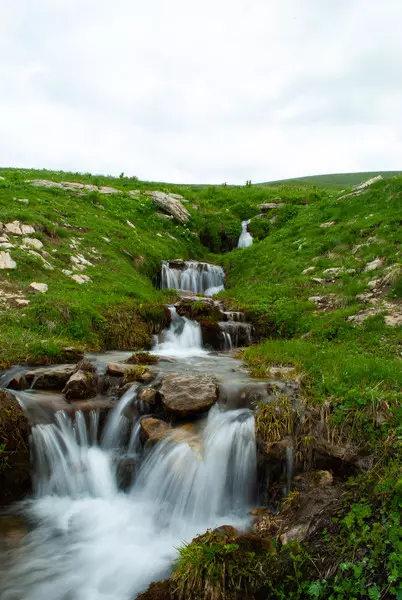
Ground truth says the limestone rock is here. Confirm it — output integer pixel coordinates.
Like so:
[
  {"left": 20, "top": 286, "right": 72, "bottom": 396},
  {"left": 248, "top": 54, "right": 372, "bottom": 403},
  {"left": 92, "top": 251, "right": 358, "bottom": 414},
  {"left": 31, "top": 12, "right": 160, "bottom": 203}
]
[
  {"left": 27, "top": 180, "right": 120, "bottom": 194},
  {"left": 364, "top": 258, "right": 383, "bottom": 272},
  {"left": 159, "top": 373, "right": 218, "bottom": 417},
  {"left": 28, "top": 282, "right": 48, "bottom": 294},
  {"left": 145, "top": 191, "right": 190, "bottom": 224},
  {"left": 71, "top": 274, "right": 91, "bottom": 284},
  {"left": 4, "top": 221, "right": 35, "bottom": 235},
  {"left": 22, "top": 237, "right": 43, "bottom": 250},
  {"left": 302, "top": 266, "right": 315, "bottom": 275},
  {"left": 25, "top": 364, "right": 76, "bottom": 390},
  {"left": 0, "top": 251, "right": 16, "bottom": 269},
  {"left": 63, "top": 369, "right": 98, "bottom": 401},
  {"left": 323, "top": 267, "right": 344, "bottom": 277},
  {"left": 0, "top": 243, "right": 13, "bottom": 249},
  {"left": 257, "top": 202, "right": 285, "bottom": 211},
  {"left": 320, "top": 221, "right": 336, "bottom": 228},
  {"left": 106, "top": 363, "right": 131, "bottom": 377}
]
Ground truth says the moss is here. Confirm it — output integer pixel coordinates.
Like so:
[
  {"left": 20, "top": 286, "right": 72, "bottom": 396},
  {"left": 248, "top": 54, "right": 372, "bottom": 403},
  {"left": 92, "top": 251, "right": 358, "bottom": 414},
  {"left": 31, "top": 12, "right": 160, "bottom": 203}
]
[{"left": 126, "top": 352, "right": 159, "bottom": 365}]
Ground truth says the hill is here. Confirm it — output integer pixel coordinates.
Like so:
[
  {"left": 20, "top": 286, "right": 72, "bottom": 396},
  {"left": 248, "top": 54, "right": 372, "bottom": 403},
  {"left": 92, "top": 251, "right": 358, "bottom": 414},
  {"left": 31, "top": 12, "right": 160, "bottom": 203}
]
[{"left": 261, "top": 170, "right": 401, "bottom": 188}]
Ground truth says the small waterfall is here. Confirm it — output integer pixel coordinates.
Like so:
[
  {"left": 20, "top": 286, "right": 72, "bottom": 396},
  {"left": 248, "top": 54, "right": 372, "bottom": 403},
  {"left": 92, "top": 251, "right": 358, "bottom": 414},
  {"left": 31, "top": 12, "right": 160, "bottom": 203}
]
[
  {"left": 160, "top": 260, "right": 225, "bottom": 296},
  {"left": 218, "top": 321, "right": 253, "bottom": 350},
  {"left": 237, "top": 220, "right": 253, "bottom": 248},
  {"left": 153, "top": 306, "right": 204, "bottom": 356},
  {"left": 134, "top": 405, "right": 256, "bottom": 527},
  {"left": 3, "top": 402, "right": 257, "bottom": 600}
]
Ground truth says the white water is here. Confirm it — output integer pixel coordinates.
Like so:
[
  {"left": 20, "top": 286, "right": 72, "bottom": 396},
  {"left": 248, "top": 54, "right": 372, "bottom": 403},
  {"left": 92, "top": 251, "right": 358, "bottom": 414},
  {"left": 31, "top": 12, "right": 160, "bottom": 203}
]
[
  {"left": 237, "top": 220, "right": 253, "bottom": 248},
  {"left": 161, "top": 260, "right": 225, "bottom": 295},
  {"left": 1, "top": 401, "right": 256, "bottom": 600},
  {"left": 153, "top": 306, "right": 205, "bottom": 357}
]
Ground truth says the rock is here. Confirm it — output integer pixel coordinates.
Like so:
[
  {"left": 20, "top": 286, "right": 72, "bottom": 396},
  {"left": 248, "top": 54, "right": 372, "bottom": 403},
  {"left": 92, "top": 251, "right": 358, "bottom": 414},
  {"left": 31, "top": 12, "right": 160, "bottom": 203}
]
[
  {"left": 0, "top": 251, "right": 16, "bottom": 269},
  {"left": 385, "top": 313, "right": 402, "bottom": 327},
  {"left": 353, "top": 175, "right": 383, "bottom": 190},
  {"left": 0, "top": 235, "right": 9, "bottom": 242},
  {"left": 257, "top": 202, "right": 285, "bottom": 211},
  {"left": 140, "top": 417, "right": 171, "bottom": 443},
  {"left": 145, "top": 191, "right": 190, "bottom": 224},
  {"left": 25, "top": 364, "right": 76, "bottom": 389},
  {"left": 27, "top": 180, "right": 120, "bottom": 194},
  {"left": 356, "top": 293, "right": 375, "bottom": 303},
  {"left": 28, "top": 282, "right": 48, "bottom": 294},
  {"left": 22, "top": 237, "right": 43, "bottom": 250},
  {"left": 135, "top": 580, "right": 172, "bottom": 600},
  {"left": 302, "top": 266, "right": 315, "bottom": 275},
  {"left": 123, "top": 367, "right": 154, "bottom": 385},
  {"left": 367, "top": 279, "right": 381, "bottom": 290},
  {"left": 106, "top": 363, "right": 130, "bottom": 377},
  {"left": 0, "top": 390, "right": 31, "bottom": 502},
  {"left": 0, "top": 243, "right": 14, "bottom": 249},
  {"left": 312, "top": 470, "right": 333, "bottom": 487},
  {"left": 4, "top": 221, "right": 35, "bottom": 235},
  {"left": 308, "top": 294, "right": 340, "bottom": 311},
  {"left": 323, "top": 267, "right": 344, "bottom": 277},
  {"left": 63, "top": 370, "right": 98, "bottom": 401},
  {"left": 267, "top": 366, "right": 297, "bottom": 379},
  {"left": 280, "top": 524, "right": 308, "bottom": 545},
  {"left": 364, "top": 258, "right": 383, "bottom": 272},
  {"left": 320, "top": 221, "right": 336, "bottom": 228},
  {"left": 159, "top": 373, "right": 218, "bottom": 418},
  {"left": 138, "top": 387, "right": 158, "bottom": 404},
  {"left": 126, "top": 220, "right": 136, "bottom": 228},
  {"left": 71, "top": 274, "right": 91, "bottom": 284}
]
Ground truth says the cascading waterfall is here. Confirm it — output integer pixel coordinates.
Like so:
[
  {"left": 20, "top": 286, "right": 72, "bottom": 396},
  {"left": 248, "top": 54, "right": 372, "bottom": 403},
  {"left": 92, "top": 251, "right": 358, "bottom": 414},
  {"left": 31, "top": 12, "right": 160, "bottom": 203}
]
[
  {"left": 1, "top": 395, "right": 257, "bottom": 600},
  {"left": 237, "top": 220, "right": 253, "bottom": 248},
  {"left": 160, "top": 260, "right": 225, "bottom": 296},
  {"left": 153, "top": 306, "right": 204, "bottom": 356}
]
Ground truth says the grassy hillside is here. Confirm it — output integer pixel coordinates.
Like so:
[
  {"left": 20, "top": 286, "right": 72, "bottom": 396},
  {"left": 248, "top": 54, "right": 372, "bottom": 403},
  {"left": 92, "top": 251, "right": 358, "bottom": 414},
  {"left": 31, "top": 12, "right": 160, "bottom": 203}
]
[{"left": 262, "top": 170, "right": 401, "bottom": 188}]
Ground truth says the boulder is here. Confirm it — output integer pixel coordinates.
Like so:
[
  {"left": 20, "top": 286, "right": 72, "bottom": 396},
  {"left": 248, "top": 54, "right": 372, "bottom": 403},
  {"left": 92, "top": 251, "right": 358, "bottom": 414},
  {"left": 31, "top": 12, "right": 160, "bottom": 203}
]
[
  {"left": 0, "top": 390, "right": 31, "bottom": 502},
  {"left": 4, "top": 221, "right": 35, "bottom": 235},
  {"left": 159, "top": 373, "right": 218, "bottom": 418},
  {"left": 320, "top": 221, "right": 336, "bottom": 228},
  {"left": 71, "top": 274, "right": 91, "bottom": 284},
  {"left": 145, "top": 191, "right": 190, "bottom": 224},
  {"left": 0, "top": 251, "right": 16, "bottom": 269},
  {"left": 25, "top": 364, "right": 75, "bottom": 389},
  {"left": 107, "top": 363, "right": 131, "bottom": 377},
  {"left": 364, "top": 258, "right": 383, "bottom": 272},
  {"left": 140, "top": 417, "right": 171, "bottom": 443},
  {"left": 257, "top": 202, "right": 285, "bottom": 211},
  {"left": 28, "top": 282, "right": 48, "bottom": 294},
  {"left": 22, "top": 238, "right": 43, "bottom": 250},
  {"left": 63, "top": 370, "right": 98, "bottom": 401}
]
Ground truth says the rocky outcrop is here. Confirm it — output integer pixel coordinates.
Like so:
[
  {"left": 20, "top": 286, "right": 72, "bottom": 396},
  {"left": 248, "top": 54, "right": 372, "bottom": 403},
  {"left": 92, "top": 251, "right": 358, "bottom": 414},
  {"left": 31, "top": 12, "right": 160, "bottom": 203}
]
[
  {"left": 159, "top": 373, "right": 218, "bottom": 418},
  {"left": 145, "top": 191, "right": 190, "bottom": 224},
  {"left": 2, "top": 221, "right": 35, "bottom": 235},
  {"left": 26, "top": 180, "right": 120, "bottom": 194},
  {"left": 0, "top": 390, "right": 31, "bottom": 502},
  {"left": 28, "top": 282, "right": 48, "bottom": 294},
  {"left": 257, "top": 202, "right": 285, "bottom": 211}
]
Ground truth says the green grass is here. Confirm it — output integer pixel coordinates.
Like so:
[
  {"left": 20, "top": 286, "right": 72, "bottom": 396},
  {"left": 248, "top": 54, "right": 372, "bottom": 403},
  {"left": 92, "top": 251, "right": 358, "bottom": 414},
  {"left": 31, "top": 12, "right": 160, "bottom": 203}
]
[{"left": 261, "top": 171, "right": 402, "bottom": 188}]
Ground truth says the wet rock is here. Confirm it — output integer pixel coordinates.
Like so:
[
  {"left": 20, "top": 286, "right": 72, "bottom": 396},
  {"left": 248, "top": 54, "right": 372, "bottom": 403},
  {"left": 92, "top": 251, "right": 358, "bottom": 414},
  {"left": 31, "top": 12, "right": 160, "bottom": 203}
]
[
  {"left": 140, "top": 417, "right": 171, "bottom": 443},
  {"left": 123, "top": 367, "right": 154, "bottom": 385},
  {"left": 0, "top": 390, "right": 31, "bottom": 502},
  {"left": 28, "top": 282, "right": 48, "bottom": 294},
  {"left": 63, "top": 367, "right": 98, "bottom": 401},
  {"left": 107, "top": 363, "right": 132, "bottom": 377},
  {"left": 0, "top": 251, "right": 16, "bottom": 269},
  {"left": 176, "top": 296, "right": 220, "bottom": 320},
  {"left": 159, "top": 373, "right": 218, "bottom": 418},
  {"left": 146, "top": 191, "right": 190, "bottom": 224},
  {"left": 25, "top": 364, "right": 75, "bottom": 390},
  {"left": 135, "top": 580, "right": 172, "bottom": 600}
]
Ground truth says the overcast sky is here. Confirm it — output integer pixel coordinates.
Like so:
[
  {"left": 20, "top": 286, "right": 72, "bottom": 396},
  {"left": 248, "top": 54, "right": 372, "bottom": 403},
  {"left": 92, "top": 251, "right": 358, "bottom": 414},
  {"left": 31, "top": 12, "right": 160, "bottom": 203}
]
[{"left": 1, "top": 0, "right": 401, "bottom": 184}]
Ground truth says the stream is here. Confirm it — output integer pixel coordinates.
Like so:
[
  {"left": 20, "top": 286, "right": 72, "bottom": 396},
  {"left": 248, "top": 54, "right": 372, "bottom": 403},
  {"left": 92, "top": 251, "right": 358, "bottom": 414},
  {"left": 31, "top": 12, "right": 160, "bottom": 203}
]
[{"left": 0, "top": 261, "right": 261, "bottom": 600}]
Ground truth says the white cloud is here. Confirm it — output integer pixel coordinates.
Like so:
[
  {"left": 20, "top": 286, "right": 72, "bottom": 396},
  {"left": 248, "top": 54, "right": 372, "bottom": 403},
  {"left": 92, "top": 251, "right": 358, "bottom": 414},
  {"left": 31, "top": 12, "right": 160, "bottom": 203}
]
[{"left": 0, "top": 0, "right": 401, "bottom": 183}]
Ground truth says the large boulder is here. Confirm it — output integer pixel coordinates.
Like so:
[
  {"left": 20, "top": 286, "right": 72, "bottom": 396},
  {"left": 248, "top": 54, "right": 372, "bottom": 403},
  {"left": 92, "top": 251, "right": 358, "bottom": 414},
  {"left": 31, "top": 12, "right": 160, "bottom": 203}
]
[
  {"left": 25, "top": 365, "right": 75, "bottom": 390},
  {"left": 0, "top": 390, "right": 31, "bottom": 503},
  {"left": 159, "top": 373, "right": 218, "bottom": 418},
  {"left": 0, "top": 251, "right": 16, "bottom": 269},
  {"left": 146, "top": 191, "right": 190, "bottom": 224}
]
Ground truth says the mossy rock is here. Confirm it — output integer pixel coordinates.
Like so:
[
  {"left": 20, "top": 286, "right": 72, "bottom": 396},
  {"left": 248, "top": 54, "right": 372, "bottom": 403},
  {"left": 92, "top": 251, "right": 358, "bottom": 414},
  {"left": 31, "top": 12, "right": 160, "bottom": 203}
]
[
  {"left": 135, "top": 580, "right": 173, "bottom": 600},
  {"left": 0, "top": 390, "right": 31, "bottom": 503}
]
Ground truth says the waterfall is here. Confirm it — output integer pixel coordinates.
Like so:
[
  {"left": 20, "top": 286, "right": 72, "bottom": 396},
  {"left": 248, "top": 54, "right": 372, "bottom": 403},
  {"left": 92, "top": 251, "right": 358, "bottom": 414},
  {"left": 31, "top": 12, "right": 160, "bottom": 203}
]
[
  {"left": 1, "top": 399, "right": 257, "bottom": 600},
  {"left": 237, "top": 220, "right": 253, "bottom": 248},
  {"left": 153, "top": 306, "right": 204, "bottom": 356},
  {"left": 218, "top": 321, "right": 253, "bottom": 349},
  {"left": 160, "top": 260, "right": 225, "bottom": 296}
]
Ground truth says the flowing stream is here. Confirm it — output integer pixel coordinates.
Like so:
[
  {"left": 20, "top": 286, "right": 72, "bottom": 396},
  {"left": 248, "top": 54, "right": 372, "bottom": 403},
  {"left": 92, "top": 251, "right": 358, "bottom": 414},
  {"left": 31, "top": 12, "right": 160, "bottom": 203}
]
[{"left": 0, "top": 298, "right": 258, "bottom": 600}]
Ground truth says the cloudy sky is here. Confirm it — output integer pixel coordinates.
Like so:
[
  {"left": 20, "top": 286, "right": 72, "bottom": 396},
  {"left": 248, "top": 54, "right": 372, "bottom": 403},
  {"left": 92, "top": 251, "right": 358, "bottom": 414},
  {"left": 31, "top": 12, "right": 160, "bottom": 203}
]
[{"left": 1, "top": 0, "right": 401, "bottom": 184}]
